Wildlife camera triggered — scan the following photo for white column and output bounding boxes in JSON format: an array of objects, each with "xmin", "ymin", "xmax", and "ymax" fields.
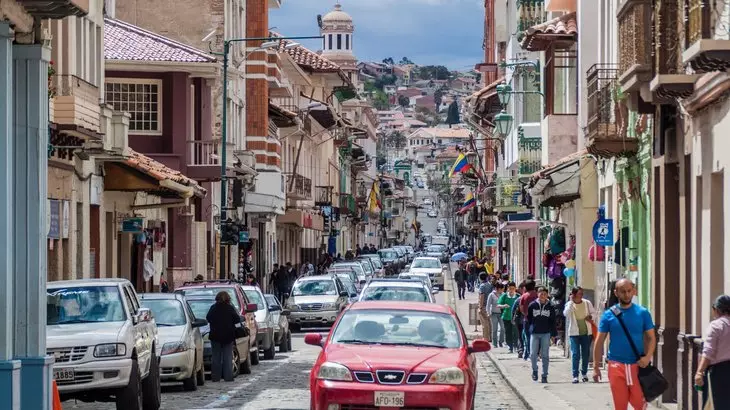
[
  {"xmin": 12, "ymin": 43, "xmax": 53, "ymax": 410},
  {"xmin": 0, "ymin": 21, "xmax": 20, "ymax": 410}
]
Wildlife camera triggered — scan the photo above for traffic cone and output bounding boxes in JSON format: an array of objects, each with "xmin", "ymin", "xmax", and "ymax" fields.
[{"xmin": 52, "ymin": 380, "xmax": 62, "ymax": 410}]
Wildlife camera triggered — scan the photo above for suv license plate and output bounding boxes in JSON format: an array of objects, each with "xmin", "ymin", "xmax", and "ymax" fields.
[
  {"xmin": 374, "ymin": 391, "xmax": 404, "ymax": 407},
  {"xmin": 54, "ymin": 368, "xmax": 74, "ymax": 381}
]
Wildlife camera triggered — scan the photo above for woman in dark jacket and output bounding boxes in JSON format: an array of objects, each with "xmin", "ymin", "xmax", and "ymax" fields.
[{"xmin": 206, "ymin": 291, "xmax": 241, "ymax": 382}]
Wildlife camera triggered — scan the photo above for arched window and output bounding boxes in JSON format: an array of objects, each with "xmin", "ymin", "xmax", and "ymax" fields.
[{"xmin": 328, "ymin": 34, "xmax": 333, "ymax": 50}]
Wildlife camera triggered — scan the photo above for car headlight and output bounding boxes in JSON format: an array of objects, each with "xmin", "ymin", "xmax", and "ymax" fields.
[
  {"xmin": 287, "ymin": 302, "xmax": 300, "ymax": 311},
  {"xmin": 316, "ymin": 362, "xmax": 353, "ymax": 381},
  {"xmin": 161, "ymin": 341, "xmax": 188, "ymax": 355},
  {"xmin": 93, "ymin": 343, "xmax": 126, "ymax": 358},
  {"xmin": 321, "ymin": 302, "xmax": 336, "ymax": 309},
  {"xmin": 428, "ymin": 367, "xmax": 465, "ymax": 385}
]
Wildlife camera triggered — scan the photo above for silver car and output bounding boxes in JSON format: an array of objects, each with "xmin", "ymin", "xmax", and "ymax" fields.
[
  {"xmin": 286, "ymin": 275, "xmax": 349, "ymax": 330},
  {"xmin": 358, "ymin": 278, "xmax": 436, "ymax": 303},
  {"xmin": 263, "ymin": 294, "xmax": 292, "ymax": 352},
  {"xmin": 408, "ymin": 256, "xmax": 446, "ymax": 290}
]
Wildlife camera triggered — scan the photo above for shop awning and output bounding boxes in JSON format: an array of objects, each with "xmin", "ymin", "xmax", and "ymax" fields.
[
  {"xmin": 467, "ymin": 76, "xmax": 505, "ymax": 119},
  {"xmin": 103, "ymin": 149, "xmax": 206, "ymax": 198},
  {"xmin": 499, "ymin": 220, "xmax": 540, "ymax": 232},
  {"xmin": 520, "ymin": 12, "xmax": 578, "ymax": 52},
  {"xmin": 529, "ymin": 149, "xmax": 586, "ymax": 208},
  {"xmin": 269, "ymin": 102, "xmax": 298, "ymax": 128},
  {"xmin": 278, "ymin": 209, "xmax": 324, "ymax": 231}
]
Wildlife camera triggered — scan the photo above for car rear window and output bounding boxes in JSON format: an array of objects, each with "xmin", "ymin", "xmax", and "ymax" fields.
[
  {"xmin": 360, "ymin": 286, "xmax": 429, "ymax": 302},
  {"xmin": 176, "ymin": 287, "xmax": 240, "ymax": 311}
]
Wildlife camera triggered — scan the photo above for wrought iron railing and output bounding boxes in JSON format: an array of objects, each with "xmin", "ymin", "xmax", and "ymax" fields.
[
  {"xmin": 687, "ymin": 0, "xmax": 713, "ymax": 46},
  {"xmin": 496, "ymin": 177, "xmax": 523, "ymax": 208},
  {"xmin": 655, "ymin": 0, "xmax": 683, "ymax": 75},
  {"xmin": 586, "ymin": 64, "xmax": 628, "ymax": 141},
  {"xmin": 314, "ymin": 186, "xmax": 333, "ymax": 206},
  {"xmin": 518, "ymin": 132, "xmax": 542, "ymax": 175},
  {"xmin": 617, "ymin": 0, "xmax": 652, "ymax": 81},
  {"xmin": 285, "ymin": 173, "xmax": 312, "ymax": 200}
]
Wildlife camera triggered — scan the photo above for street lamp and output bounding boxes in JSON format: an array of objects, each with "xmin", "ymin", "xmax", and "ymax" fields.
[
  {"xmin": 494, "ymin": 110, "xmax": 514, "ymax": 138},
  {"xmin": 496, "ymin": 82, "xmax": 512, "ymax": 107},
  {"xmin": 214, "ymin": 35, "xmax": 322, "ymax": 279}
]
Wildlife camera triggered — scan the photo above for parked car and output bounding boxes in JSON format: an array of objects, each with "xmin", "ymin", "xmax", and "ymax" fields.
[
  {"xmin": 408, "ymin": 256, "xmax": 446, "ymax": 290},
  {"xmin": 185, "ymin": 296, "xmax": 256, "ymax": 377},
  {"xmin": 424, "ymin": 244, "xmax": 449, "ymax": 263},
  {"xmin": 337, "ymin": 276, "xmax": 360, "ymax": 304},
  {"xmin": 46, "ymin": 279, "xmax": 161, "ymax": 410},
  {"xmin": 358, "ymin": 254, "xmax": 385, "ymax": 277},
  {"xmin": 377, "ymin": 248, "xmax": 402, "ymax": 275},
  {"xmin": 175, "ymin": 280, "xmax": 260, "ymax": 365},
  {"xmin": 331, "ymin": 261, "xmax": 368, "ymax": 285},
  {"xmin": 359, "ymin": 278, "xmax": 436, "ymax": 303},
  {"xmin": 427, "ymin": 210, "xmax": 438, "ymax": 218},
  {"xmin": 286, "ymin": 275, "xmax": 350, "ymax": 330},
  {"xmin": 241, "ymin": 285, "xmax": 279, "ymax": 360},
  {"xmin": 139, "ymin": 293, "xmax": 207, "ymax": 391},
  {"xmin": 326, "ymin": 266, "xmax": 360, "ymax": 291},
  {"xmin": 264, "ymin": 294, "xmax": 292, "ymax": 352},
  {"xmin": 305, "ymin": 302, "xmax": 491, "ymax": 410}
]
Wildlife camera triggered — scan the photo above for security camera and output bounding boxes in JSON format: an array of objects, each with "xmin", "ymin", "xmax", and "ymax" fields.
[{"xmin": 202, "ymin": 29, "xmax": 217, "ymax": 43}]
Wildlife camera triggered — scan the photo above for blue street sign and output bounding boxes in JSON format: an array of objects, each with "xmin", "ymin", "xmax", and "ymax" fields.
[
  {"xmin": 239, "ymin": 230, "xmax": 249, "ymax": 243},
  {"xmin": 485, "ymin": 237, "xmax": 498, "ymax": 247},
  {"xmin": 122, "ymin": 217, "xmax": 144, "ymax": 233},
  {"xmin": 592, "ymin": 218, "xmax": 614, "ymax": 247}
]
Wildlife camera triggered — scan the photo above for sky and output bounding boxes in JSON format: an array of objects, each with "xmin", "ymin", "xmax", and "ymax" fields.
[{"xmin": 269, "ymin": 0, "xmax": 484, "ymax": 71}]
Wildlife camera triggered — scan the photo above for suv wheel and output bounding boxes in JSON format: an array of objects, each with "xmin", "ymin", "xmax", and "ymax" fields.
[
  {"xmin": 286, "ymin": 332, "xmax": 293, "ymax": 351},
  {"xmin": 263, "ymin": 336, "xmax": 276, "ymax": 360},
  {"xmin": 279, "ymin": 332, "xmax": 289, "ymax": 353},
  {"xmin": 142, "ymin": 354, "xmax": 161, "ymax": 410},
  {"xmin": 196, "ymin": 362, "xmax": 205, "ymax": 386},
  {"xmin": 116, "ymin": 359, "xmax": 142, "ymax": 410},
  {"xmin": 250, "ymin": 346, "xmax": 260, "ymax": 365}
]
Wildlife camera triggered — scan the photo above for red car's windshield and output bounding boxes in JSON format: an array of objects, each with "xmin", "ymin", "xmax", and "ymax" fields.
[{"xmin": 330, "ymin": 309, "xmax": 462, "ymax": 349}]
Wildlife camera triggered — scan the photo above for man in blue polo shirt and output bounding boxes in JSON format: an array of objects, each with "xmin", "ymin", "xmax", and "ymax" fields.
[{"xmin": 593, "ymin": 278, "xmax": 656, "ymax": 410}]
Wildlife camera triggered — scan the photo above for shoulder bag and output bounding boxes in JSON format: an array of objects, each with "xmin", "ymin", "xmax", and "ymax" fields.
[{"xmin": 610, "ymin": 306, "xmax": 669, "ymax": 402}]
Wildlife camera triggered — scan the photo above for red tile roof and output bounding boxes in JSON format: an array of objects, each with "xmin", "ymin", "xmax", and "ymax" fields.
[
  {"xmin": 104, "ymin": 18, "xmax": 216, "ymax": 63},
  {"xmin": 275, "ymin": 39, "xmax": 341, "ymax": 72},
  {"xmin": 521, "ymin": 12, "xmax": 578, "ymax": 51},
  {"xmin": 125, "ymin": 149, "xmax": 206, "ymax": 197}
]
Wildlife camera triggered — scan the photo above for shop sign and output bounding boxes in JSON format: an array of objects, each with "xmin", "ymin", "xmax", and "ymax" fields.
[
  {"xmin": 122, "ymin": 217, "xmax": 144, "ymax": 233},
  {"xmin": 592, "ymin": 218, "xmax": 614, "ymax": 247},
  {"xmin": 62, "ymin": 201, "xmax": 70, "ymax": 238},
  {"xmin": 239, "ymin": 230, "xmax": 250, "ymax": 243},
  {"xmin": 303, "ymin": 213, "xmax": 313, "ymax": 229},
  {"xmin": 48, "ymin": 199, "xmax": 60, "ymax": 239},
  {"xmin": 484, "ymin": 237, "xmax": 498, "ymax": 247}
]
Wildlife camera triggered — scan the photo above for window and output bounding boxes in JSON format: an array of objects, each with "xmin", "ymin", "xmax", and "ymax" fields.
[
  {"xmin": 545, "ymin": 46, "xmax": 578, "ymax": 116},
  {"xmin": 337, "ymin": 34, "xmax": 342, "ymax": 50},
  {"xmin": 521, "ymin": 75, "xmax": 541, "ymax": 123},
  {"xmin": 105, "ymin": 79, "xmax": 162, "ymax": 134},
  {"xmin": 328, "ymin": 34, "xmax": 333, "ymax": 50},
  {"xmin": 345, "ymin": 34, "xmax": 350, "ymax": 50}
]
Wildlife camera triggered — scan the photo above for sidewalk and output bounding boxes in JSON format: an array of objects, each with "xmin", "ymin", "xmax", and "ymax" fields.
[{"xmin": 444, "ymin": 268, "xmax": 615, "ymax": 410}]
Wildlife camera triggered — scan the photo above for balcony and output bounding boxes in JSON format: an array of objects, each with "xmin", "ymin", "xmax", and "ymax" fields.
[
  {"xmin": 315, "ymin": 186, "xmax": 333, "ymax": 206},
  {"xmin": 517, "ymin": 0, "xmax": 546, "ymax": 32},
  {"xmin": 650, "ymin": 0, "xmax": 698, "ymax": 103},
  {"xmin": 355, "ymin": 181, "xmax": 369, "ymax": 204},
  {"xmin": 185, "ymin": 140, "xmax": 220, "ymax": 181},
  {"xmin": 339, "ymin": 193, "xmax": 356, "ymax": 216},
  {"xmin": 17, "ymin": 0, "xmax": 88, "ymax": 19},
  {"xmin": 586, "ymin": 64, "xmax": 636, "ymax": 157},
  {"xmin": 683, "ymin": 0, "xmax": 730, "ymax": 72},
  {"xmin": 285, "ymin": 172, "xmax": 312, "ymax": 201},
  {"xmin": 518, "ymin": 129, "xmax": 542, "ymax": 175},
  {"xmin": 52, "ymin": 74, "xmax": 101, "ymax": 139},
  {"xmin": 495, "ymin": 177, "xmax": 524, "ymax": 211},
  {"xmin": 617, "ymin": 0, "xmax": 653, "ymax": 98}
]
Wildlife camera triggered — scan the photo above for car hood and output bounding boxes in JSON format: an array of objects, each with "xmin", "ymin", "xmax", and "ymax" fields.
[
  {"xmin": 324, "ymin": 344, "xmax": 459, "ymax": 372},
  {"xmin": 156, "ymin": 325, "xmax": 186, "ymax": 343},
  {"xmin": 47, "ymin": 322, "xmax": 125, "ymax": 347},
  {"xmin": 290, "ymin": 295, "xmax": 339, "ymax": 305}
]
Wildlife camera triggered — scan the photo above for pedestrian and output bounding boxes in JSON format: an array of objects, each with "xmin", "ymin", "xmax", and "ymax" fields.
[
  {"xmin": 453, "ymin": 261, "xmax": 468, "ymax": 300},
  {"xmin": 486, "ymin": 281, "xmax": 505, "ymax": 347},
  {"xmin": 246, "ymin": 273, "xmax": 257, "ymax": 286},
  {"xmin": 564, "ymin": 286, "xmax": 596, "ymax": 383},
  {"xmin": 498, "ymin": 281, "xmax": 520, "ymax": 353},
  {"xmin": 194, "ymin": 274, "xmax": 205, "ymax": 281},
  {"xmin": 592, "ymin": 278, "xmax": 656, "ymax": 410},
  {"xmin": 526, "ymin": 286, "xmax": 557, "ymax": 383},
  {"xmin": 477, "ymin": 273, "xmax": 492, "ymax": 341},
  {"xmin": 356, "ymin": 244, "xmax": 362, "ymax": 256},
  {"xmin": 519, "ymin": 279, "xmax": 538, "ymax": 360},
  {"xmin": 206, "ymin": 291, "xmax": 241, "ymax": 382},
  {"xmin": 344, "ymin": 249, "xmax": 354, "ymax": 260},
  {"xmin": 693, "ymin": 294, "xmax": 730, "ymax": 409},
  {"xmin": 512, "ymin": 283, "xmax": 525, "ymax": 356}
]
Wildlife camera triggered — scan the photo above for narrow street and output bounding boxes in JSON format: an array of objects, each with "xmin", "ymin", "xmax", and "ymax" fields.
[{"xmin": 66, "ymin": 286, "xmax": 526, "ymax": 410}]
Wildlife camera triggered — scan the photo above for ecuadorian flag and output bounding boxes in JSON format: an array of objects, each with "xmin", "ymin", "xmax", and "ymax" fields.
[
  {"xmin": 448, "ymin": 153, "xmax": 472, "ymax": 178},
  {"xmin": 458, "ymin": 192, "xmax": 476, "ymax": 213}
]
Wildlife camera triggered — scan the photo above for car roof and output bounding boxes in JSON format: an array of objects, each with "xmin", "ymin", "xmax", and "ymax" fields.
[
  {"xmin": 139, "ymin": 293, "xmax": 186, "ymax": 301},
  {"xmin": 413, "ymin": 256, "xmax": 440, "ymax": 261},
  {"xmin": 297, "ymin": 275, "xmax": 335, "ymax": 281},
  {"xmin": 48, "ymin": 278, "xmax": 130, "ymax": 287},
  {"xmin": 240, "ymin": 285, "xmax": 263, "ymax": 292},
  {"xmin": 348, "ymin": 301, "xmax": 453, "ymax": 314},
  {"xmin": 177, "ymin": 280, "xmax": 239, "ymax": 289},
  {"xmin": 365, "ymin": 281, "xmax": 425, "ymax": 288}
]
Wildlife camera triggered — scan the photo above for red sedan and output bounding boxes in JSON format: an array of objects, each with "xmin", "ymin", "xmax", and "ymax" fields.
[{"xmin": 305, "ymin": 301, "xmax": 491, "ymax": 410}]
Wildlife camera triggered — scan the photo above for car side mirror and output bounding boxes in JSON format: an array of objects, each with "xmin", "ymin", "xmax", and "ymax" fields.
[
  {"xmin": 280, "ymin": 309, "xmax": 291, "ymax": 316},
  {"xmin": 269, "ymin": 304, "xmax": 281, "ymax": 312},
  {"xmin": 405, "ymin": 265, "xmax": 411, "ymax": 270},
  {"xmin": 304, "ymin": 333, "xmax": 324, "ymax": 347},
  {"xmin": 339, "ymin": 291, "xmax": 349, "ymax": 297},
  {"xmin": 432, "ymin": 289, "xmax": 439, "ymax": 294},
  {"xmin": 135, "ymin": 308, "xmax": 153, "ymax": 324},
  {"xmin": 468, "ymin": 339, "xmax": 491, "ymax": 354},
  {"xmin": 246, "ymin": 303, "xmax": 258, "ymax": 313},
  {"xmin": 192, "ymin": 318, "xmax": 208, "ymax": 328}
]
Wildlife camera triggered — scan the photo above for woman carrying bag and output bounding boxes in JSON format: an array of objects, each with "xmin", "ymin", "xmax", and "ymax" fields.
[
  {"xmin": 564, "ymin": 286, "xmax": 596, "ymax": 383},
  {"xmin": 694, "ymin": 295, "xmax": 730, "ymax": 410},
  {"xmin": 206, "ymin": 291, "xmax": 242, "ymax": 382}
]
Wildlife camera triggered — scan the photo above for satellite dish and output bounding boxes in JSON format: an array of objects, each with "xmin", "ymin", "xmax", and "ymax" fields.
[{"xmin": 317, "ymin": 14, "xmax": 323, "ymax": 28}]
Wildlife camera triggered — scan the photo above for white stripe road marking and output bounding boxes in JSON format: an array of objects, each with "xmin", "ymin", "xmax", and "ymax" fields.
[{"xmin": 202, "ymin": 349, "xmax": 304, "ymax": 409}]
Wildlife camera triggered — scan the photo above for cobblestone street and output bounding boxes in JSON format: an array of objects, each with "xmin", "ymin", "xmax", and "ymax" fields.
[{"xmin": 65, "ymin": 287, "xmax": 526, "ymax": 410}]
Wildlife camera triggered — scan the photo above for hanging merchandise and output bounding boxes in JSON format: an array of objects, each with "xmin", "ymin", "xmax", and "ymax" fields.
[
  {"xmin": 143, "ymin": 259, "xmax": 155, "ymax": 282},
  {"xmin": 547, "ymin": 258, "xmax": 564, "ymax": 279},
  {"xmin": 564, "ymin": 267, "xmax": 575, "ymax": 277},
  {"xmin": 565, "ymin": 259, "xmax": 576, "ymax": 269},
  {"xmin": 549, "ymin": 228, "xmax": 566, "ymax": 255},
  {"xmin": 589, "ymin": 242, "xmax": 605, "ymax": 261},
  {"xmin": 542, "ymin": 252, "xmax": 552, "ymax": 267}
]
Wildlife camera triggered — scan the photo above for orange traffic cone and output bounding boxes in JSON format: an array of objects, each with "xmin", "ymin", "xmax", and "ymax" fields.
[{"xmin": 52, "ymin": 380, "xmax": 62, "ymax": 410}]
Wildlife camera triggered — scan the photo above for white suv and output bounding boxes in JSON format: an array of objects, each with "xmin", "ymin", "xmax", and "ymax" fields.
[{"xmin": 47, "ymin": 279, "xmax": 161, "ymax": 410}]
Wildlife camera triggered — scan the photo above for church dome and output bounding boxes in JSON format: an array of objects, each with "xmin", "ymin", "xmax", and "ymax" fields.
[{"xmin": 322, "ymin": 3, "xmax": 353, "ymax": 24}]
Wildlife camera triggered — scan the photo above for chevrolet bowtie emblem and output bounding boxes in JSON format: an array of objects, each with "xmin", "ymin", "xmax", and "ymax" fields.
[{"xmin": 383, "ymin": 374, "xmax": 397, "ymax": 381}]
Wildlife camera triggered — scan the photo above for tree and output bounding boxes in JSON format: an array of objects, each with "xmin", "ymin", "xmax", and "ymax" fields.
[
  {"xmin": 374, "ymin": 74, "xmax": 397, "ymax": 90},
  {"xmin": 399, "ymin": 57, "xmax": 414, "ymax": 65},
  {"xmin": 434, "ymin": 88, "xmax": 444, "ymax": 107},
  {"xmin": 385, "ymin": 131, "xmax": 407, "ymax": 150},
  {"xmin": 446, "ymin": 101, "xmax": 460, "ymax": 127},
  {"xmin": 382, "ymin": 57, "xmax": 395, "ymax": 65},
  {"xmin": 372, "ymin": 90, "xmax": 390, "ymax": 110},
  {"xmin": 397, "ymin": 94, "xmax": 410, "ymax": 108}
]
